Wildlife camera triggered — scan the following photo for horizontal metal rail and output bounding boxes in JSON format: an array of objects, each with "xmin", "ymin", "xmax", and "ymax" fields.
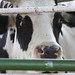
[
  {"xmin": 0, "ymin": 59, "xmax": 75, "ymax": 71},
  {"xmin": 0, "ymin": 6, "xmax": 75, "ymax": 14}
]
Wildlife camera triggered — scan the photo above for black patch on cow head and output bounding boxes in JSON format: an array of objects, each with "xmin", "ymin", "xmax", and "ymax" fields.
[
  {"xmin": 53, "ymin": 12, "xmax": 62, "ymax": 43},
  {"xmin": 0, "ymin": 15, "xmax": 9, "ymax": 34},
  {"xmin": 16, "ymin": 14, "xmax": 33, "ymax": 51},
  {"xmin": 10, "ymin": 28, "xmax": 15, "ymax": 43}
]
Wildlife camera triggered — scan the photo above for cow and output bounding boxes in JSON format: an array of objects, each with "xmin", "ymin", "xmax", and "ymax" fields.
[
  {"xmin": 0, "ymin": 0, "xmax": 15, "ymax": 73},
  {"xmin": 0, "ymin": 0, "xmax": 64, "ymax": 73},
  {"xmin": 53, "ymin": 0, "xmax": 75, "ymax": 59}
]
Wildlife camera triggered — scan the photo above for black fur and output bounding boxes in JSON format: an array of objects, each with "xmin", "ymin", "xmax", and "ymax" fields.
[
  {"xmin": 54, "ymin": 0, "xmax": 58, "ymax": 5},
  {"xmin": 53, "ymin": 12, "xmax": 62, "ymax": 43},
  {"xmin": 16, "ymin": 14, "xmax": 33, "ymax": 51},
  {"xmin": 0, "ymin": 48, "xmax": 8, "ymax": 58},
  {"xmin": 10, "ymin": 28, "xmax": 15, "ymax": 43},
  {"xmin": 0, "ymin": 15, "xmax": 9, "ymax": 34}
]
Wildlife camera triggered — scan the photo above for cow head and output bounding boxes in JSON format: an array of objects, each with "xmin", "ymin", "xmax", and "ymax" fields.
[{"xmin": 10, "ymin": 0, "xmax": 63, "ymax": 60}]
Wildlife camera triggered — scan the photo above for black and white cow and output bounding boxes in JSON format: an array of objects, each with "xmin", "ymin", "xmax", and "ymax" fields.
[
  {"xmin": 53, "ymin": 0, "xmax": 75, "ymax": 59},
  {"xmin": 0, "ymin": 0, "xmax": 15, "ymax": 73},
  {"xmin": 0, "ymin": 0, "xmax": 64, "ymax": 73}
]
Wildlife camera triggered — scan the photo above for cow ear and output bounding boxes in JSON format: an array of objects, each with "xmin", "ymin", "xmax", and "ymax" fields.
[{"xmin": 16, "ymin": 15, "xmax": 33, "ymax": 51}]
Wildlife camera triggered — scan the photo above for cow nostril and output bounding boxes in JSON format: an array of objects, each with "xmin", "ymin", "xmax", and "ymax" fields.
[
  {"xmin": 54, "ymin": 48, "xmax": 61, "ymax": 56},
  {"xmin": 36, "ymin": 46, "xmax": 43, "ymax": 53}
]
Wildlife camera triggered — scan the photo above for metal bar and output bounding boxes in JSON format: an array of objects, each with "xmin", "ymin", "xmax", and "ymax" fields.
[
  {"xmin": 0, "ymin": 59, "xmax": 75, "ymax": 71},
  {"xmin": 0, "ymin": 5, "xmax": 75, "ymax": 14}
]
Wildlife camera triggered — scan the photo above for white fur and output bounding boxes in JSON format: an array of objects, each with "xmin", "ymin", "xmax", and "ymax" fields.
[
  {"xmin": 59, "ymin": 24, "xmax": 75, "ymax": 59},
  {"xmin": 58, "ymin": 0, "xmax": 75, "ymax": 59}
]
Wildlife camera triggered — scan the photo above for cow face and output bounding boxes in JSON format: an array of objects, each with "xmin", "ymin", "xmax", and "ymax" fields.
[{"xmin": 11, "ymin": 0, "xmax": 63, "ymax": 60}]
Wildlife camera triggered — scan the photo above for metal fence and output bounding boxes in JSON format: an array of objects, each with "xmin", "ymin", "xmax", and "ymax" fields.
[
  {"xmin": 0, "ymin": 59, "xmax": 75, "ymax": 71},
  {"xmin": 0, "ymin": 5, "xmax": 75, "ymax": 14}
]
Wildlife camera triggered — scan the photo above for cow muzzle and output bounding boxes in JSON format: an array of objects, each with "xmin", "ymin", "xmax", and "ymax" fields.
[{"xmin": 35, "ymin": 45, "xmax": 62, "ymax": 59}]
